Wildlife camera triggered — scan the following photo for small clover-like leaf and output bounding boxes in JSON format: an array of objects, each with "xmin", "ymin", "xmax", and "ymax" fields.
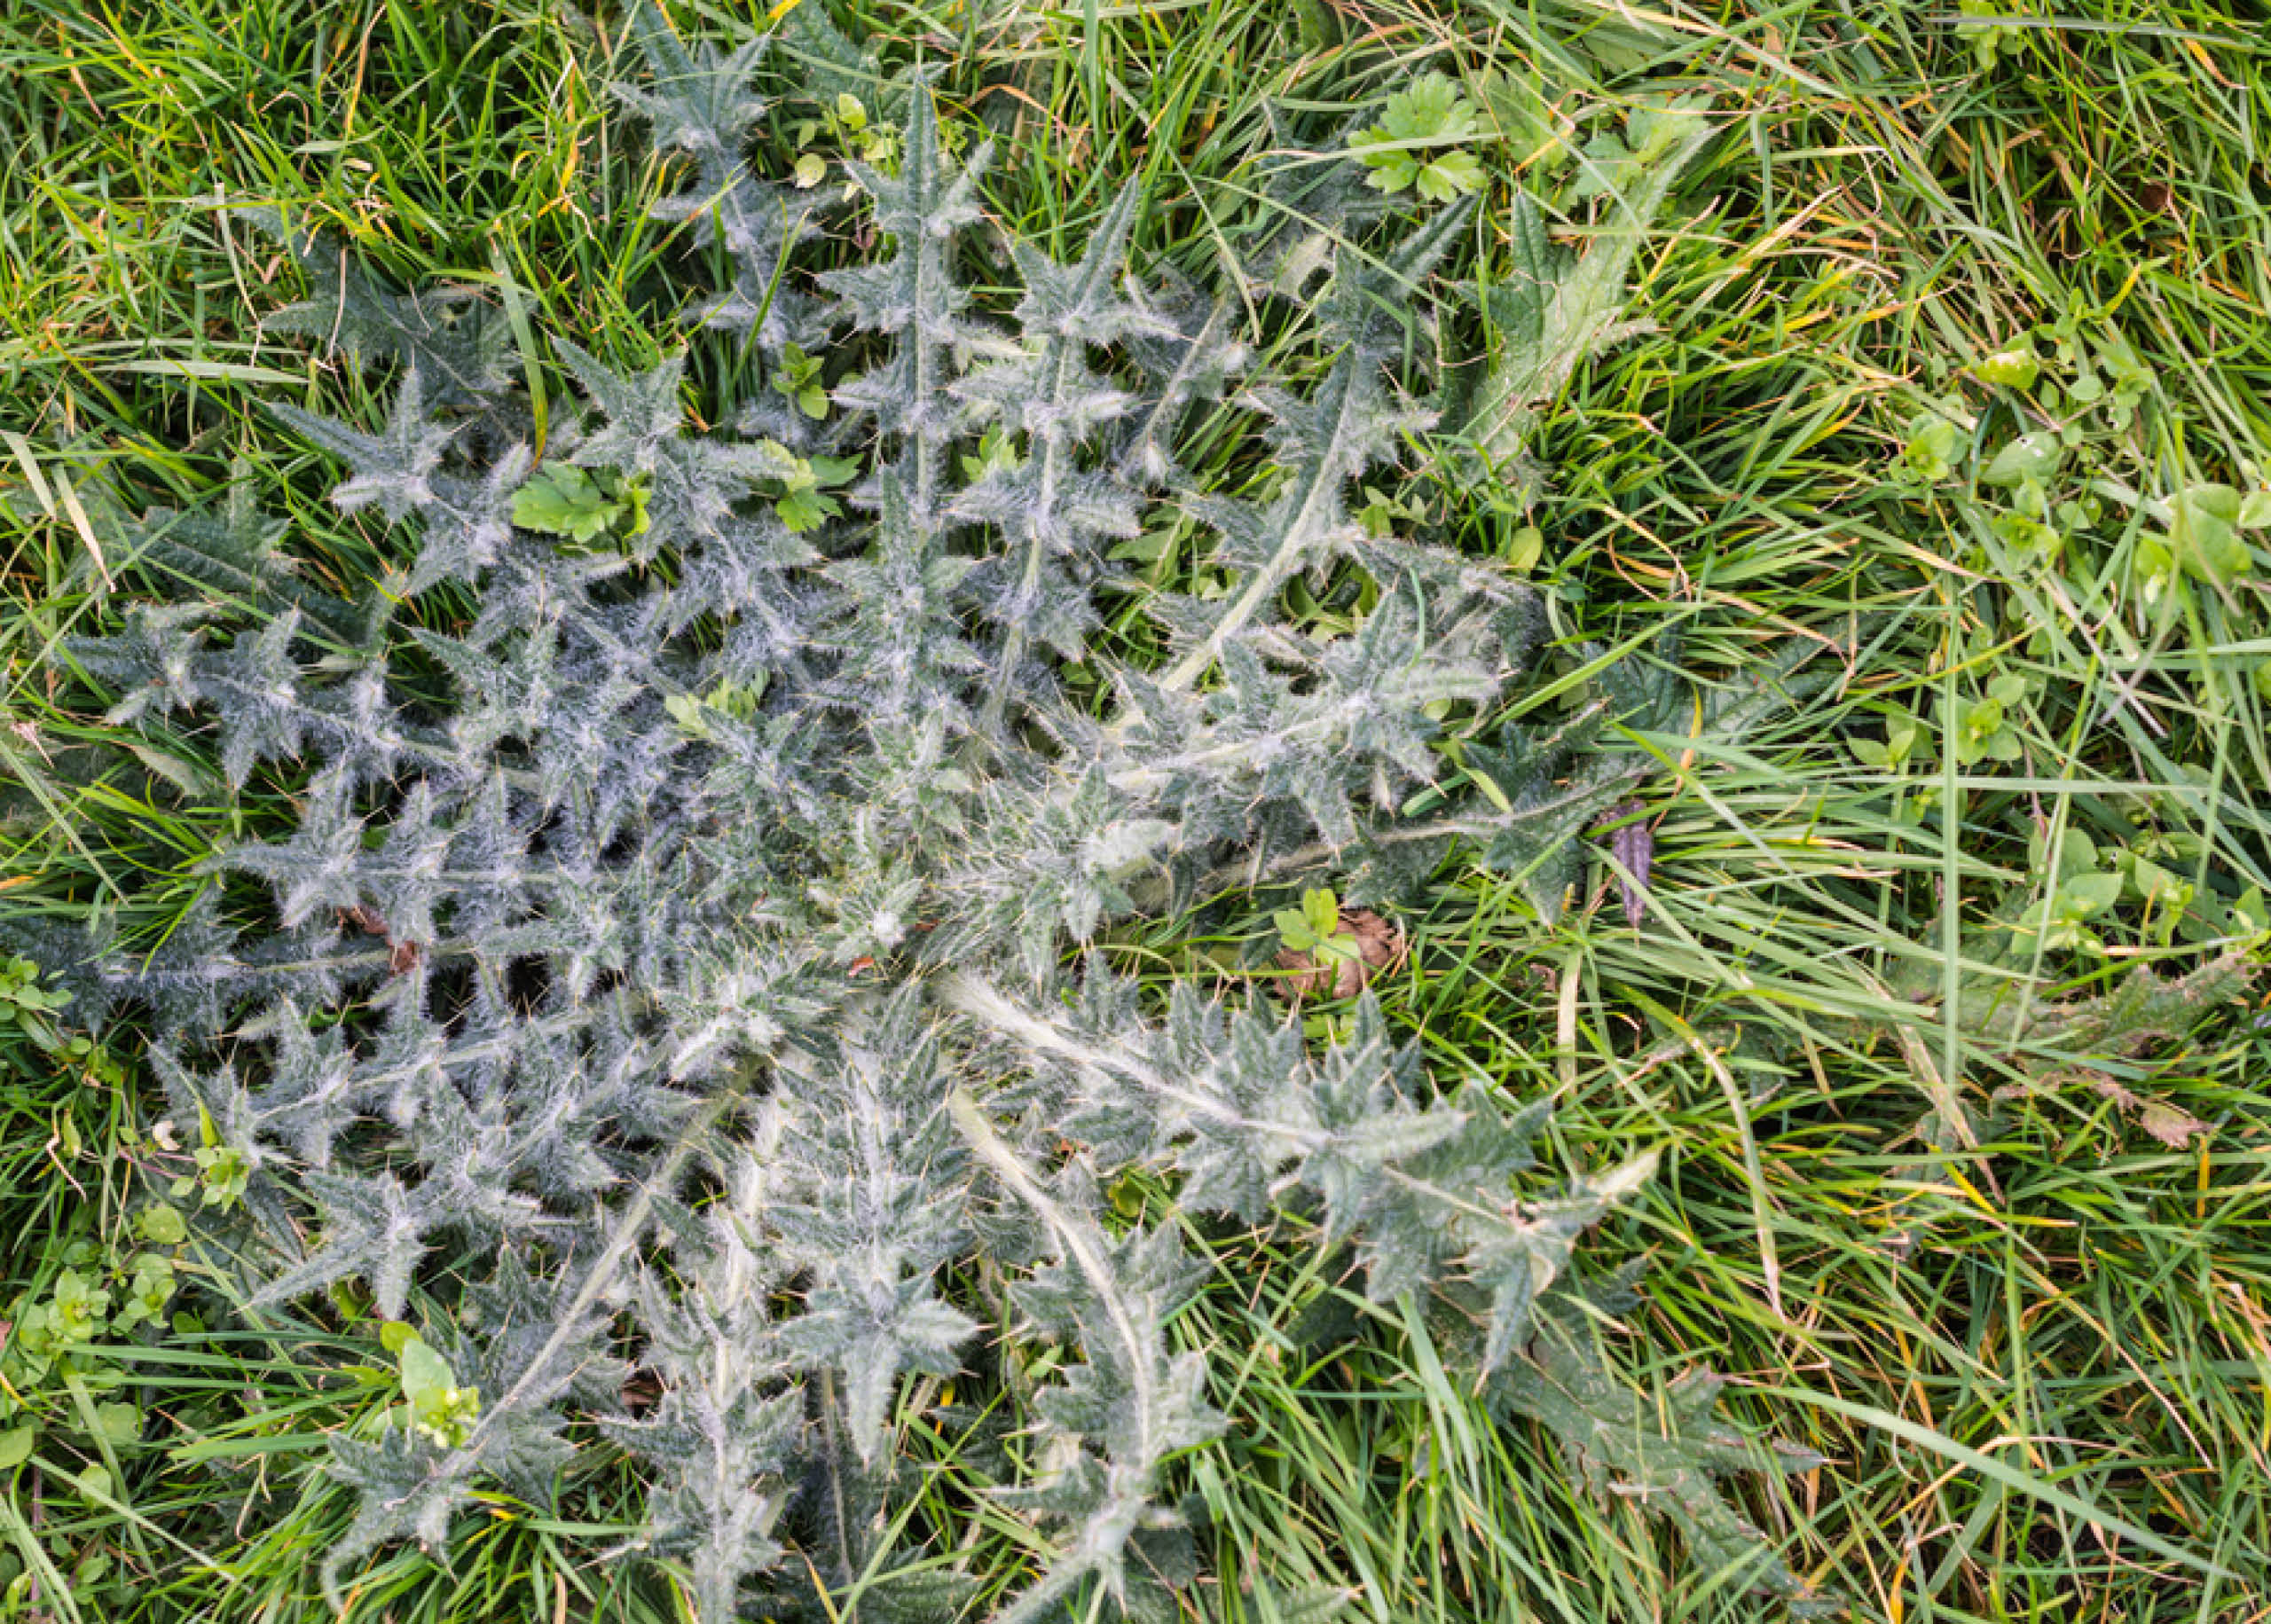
[
  {"xmin": 138, "ymin": 1203, "xmax": 188, "ymax": 1246},
  {"xmin": 1416, "ymin": 148, "xmax": 1485, "ymax": 202},
  {"xmin": 1379, "ymin": 75, "xmax": 1477, "ymax": 145}
]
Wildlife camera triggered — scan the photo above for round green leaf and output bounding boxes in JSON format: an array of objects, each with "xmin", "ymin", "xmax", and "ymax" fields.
[
  {"xmin": 1982, "ymin": 432, "xmax": 2062, "ymax": 488},
  {"xmin": 0, "ymin": 1427, "xmax": 35, "ymax": 1471}
]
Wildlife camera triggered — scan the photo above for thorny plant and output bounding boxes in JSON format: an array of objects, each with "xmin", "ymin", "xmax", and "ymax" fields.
[{"xmin": 22, "ymin": 7, "xmax": 1841, "ymax": 1619}]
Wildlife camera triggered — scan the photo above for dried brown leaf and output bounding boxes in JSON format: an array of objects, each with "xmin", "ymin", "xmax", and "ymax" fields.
[
  {"xmin": 2138, "ymin": 1099, "xmax": 2209, "ymax": 1149},
  {"xmin": 1273, "ymin": 907, "xmax": 1405, "ymax": 1001}
]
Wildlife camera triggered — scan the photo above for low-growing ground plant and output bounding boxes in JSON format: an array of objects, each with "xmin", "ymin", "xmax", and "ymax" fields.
[{"xmin": 3, "ymin": 6, "xmax": 1855, "ymax": 1620}]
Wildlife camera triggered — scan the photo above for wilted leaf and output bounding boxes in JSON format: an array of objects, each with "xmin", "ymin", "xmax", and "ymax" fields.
[
  {"xmin": 2138, "ymin": 1099, "xmax": 2208, "ymax": 1148},
  {"xmin": 1594, "ymin": 800, "xmax": 1654, "ymax": 929}
]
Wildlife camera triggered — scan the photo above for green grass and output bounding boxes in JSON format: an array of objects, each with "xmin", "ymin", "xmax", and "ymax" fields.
[{"xmin": 5, "ymin": 0, "xmax": 2271, "ymax": 1619}]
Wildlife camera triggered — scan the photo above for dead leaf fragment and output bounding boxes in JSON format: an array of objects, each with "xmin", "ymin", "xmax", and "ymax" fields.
[
  {"xmin": 1593, "ymin": 799, "xmax": 1653, "ymax": 929},
  {"xmin": 339, "ymin": 905, "xmax": 423, "ymax": 976},
  {"xmin": 2086, "ymin": 1077, "xmax": 2140, "ymax": 1113},
  {"xmin": 2138, "ymin": 1099, "xmax": 2208, "ymax": 1149},
  {"xmin": 1273, "ymin": 907, "xmax": 1405, "ymax": 1001},
  {"xmin": 2089, "ymin": 1077, "xmax": 2209, "ymax": 1148}
]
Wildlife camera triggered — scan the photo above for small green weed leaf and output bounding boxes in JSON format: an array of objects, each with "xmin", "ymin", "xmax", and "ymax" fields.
[
  {"xmin": 774, "ymin": 485, "xmax": 839, "ymax": 532},
  {"xmin": 1973, "ymin": 344, "xmax": 2039, "ymax": 388},
  {"xmin": 2060, "ymin": 871, "xmax": 2124, "ymax": 920},
  {"xmin": 513, "ymin": 462, "xmax": 622, "ymax": 543},
  {"xmin": 1902, "ymin": 412, "xmax": 1964, "ymax": 482},
  {"xmin": 1356, "ymin": 75, "xmax": 1484, "ymax": 202},
  {"xmin": 92, "ymin": 1403, "xmax": 140, "ymax": 1446},
  {"xmin": 114, "ymin": 1252, "xmax": 176, "ymax": 1327},
  {"xmin": 1947, "ymin": 687, "xmax": 2022, "ymax": 765},
  {"xmin": 1475, "ymin": 68, "xmax": 1570, "ymax": 167},
  {"xmin": 1356, "ymin": 483, "xmax": 1428, "ymax": 539},
  {"xmin": 2033, "ymin": 826, "xmax": 2098, "ymax": 881},
  {"xmin": 664, "ymin": 692, "xmax": 709, "ymax": 736},
  {"xmin": 2133, "ymin": 533, "xmax": 2179, "ymax": 608},
  {"xmin": 1982, "ymin": 432, "xmax": 2061, "ymax": 487},
  {"xmin": 961, "ymin": 423, "xmax": 1022, "ymax": 482},
  {"xmin": 50, "ymin": 1267, "xmax": 111, "ymax": 1338},
  {"xmin": 1272, "ymin": 889, "xmax": 1332, "ymax": 953},
  {"xmin": 753, "ymin": 440, "xmax": 856, "ymax": 532},
  {"xmin": 2231, "ymin": 886, "xmax": 2268, "ymax": 935},
  {"xmin": 1992, "ymin": 510, "xmax": 2062, "ymax": 565},
  {"xmin": 2166, "ymin": 483, "xmax": 2251, "ymax": 586},
  {"xmin": 666, "ymin": 676, "xmax": 767, "ymax": 740},
  {"xmin": 2122, "ymin": 853, "xmax": 2194, "ymax": 932},
  {"xmin": 1414, "ymin": 150, "xmax": 1484, "ymax": 202},
  {"xmin": 190, "ymin": 1141, "xmax": 249, "ymax": 1209},
  {"xmin": 772, "ymin": 343, "xmax": 829, "ymax": 419},
  {"xmin": 397, "ymin": 1332, "xmax": 480, "ymax": 1448},
  {"xmin": 1956, "ymin": 0, "xmax": 2028, "ymax": 69},
  {"xmin": 1504, "ymin": 523, "xmax": 1544, "ymax": 572},
  {"xmin": 0, "ymin": 957, "xmax": 71, "ymax": 1016},
  {"xmin": 1271, "ymin": 889, "xmax": 1367, "ymax": 972},
  {"xmin": 399, "ymin": 1335, "xmax": 452, "ymax": 1394},
  {"xmin": 0, "ymin": 1428, "xmax": 33, "ymax": 1471}
]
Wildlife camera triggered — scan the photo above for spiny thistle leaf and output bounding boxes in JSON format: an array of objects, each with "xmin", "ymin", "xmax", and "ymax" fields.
[
  {"xmin": 47, "ymin": 27, "xmax": 1835, "ymax": 1623},
  {"xmin": 1493, "ymin": 1303, "xmax": 1838, "ymax": 1617},
  {"xmin": 1464, "ymin": 106, "xmax": 1715, "ymax": 478},
  {"xmin": 111, "ymin": 465, "xmax": 381, "ymax": 651},
  {"xmin": 246, "ymin": 208, "xmax": 517, "ymax": 441},
  {"xmin": 620, "ymin": 0, "xmax": 819, "ymax": 345}
]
